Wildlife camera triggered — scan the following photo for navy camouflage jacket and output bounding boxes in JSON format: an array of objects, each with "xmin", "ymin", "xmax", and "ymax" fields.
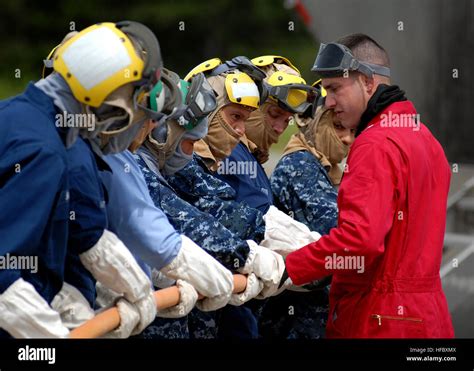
[
  {"xmin": 135, "ymin": 148, "xmax": 250, "ymax": 271},
  {"xmin": 166, "ymin": 154, "xmax": 266, "ymax": 243},
  {"xmin": 270, "ymin": 150, "xmax": 338, "ymax": 235}
]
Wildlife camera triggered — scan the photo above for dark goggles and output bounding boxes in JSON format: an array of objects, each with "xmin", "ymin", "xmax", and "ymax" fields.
[{"xmin": 312, "ymin": 42, "xmax": 391, "ymax": 78}]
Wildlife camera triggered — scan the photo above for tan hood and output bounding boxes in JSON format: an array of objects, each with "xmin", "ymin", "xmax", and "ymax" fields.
[{"xmin": 283, "ymin": 107, "xmax": 349, "ymax": 185}]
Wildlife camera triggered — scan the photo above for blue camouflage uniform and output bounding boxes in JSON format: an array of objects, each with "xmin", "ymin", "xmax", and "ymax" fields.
[
  {"xmin": 167, "ymin": 151, "xmax": 270, "ymax": 339},
  {"xmin": 271, "ymin": 150, "xmax": 338, "ymax": 235},
  {"xmin": 166, "ymin": 154, "xmax": 266, "ymax": 243},
  {"xmin": 136, "ymin": 147, "xmax": 255, "ymax": 338},
  {"xmin": 99, "ymin": 150, "xmax": 188, "ymax": 339},
  {"xmin": 259, "ymin": 149, "xmax": 337, "ymax": 339},
  {"xmin": 136, "ymin": 148, "xmax": 249, "ymax": 270}
]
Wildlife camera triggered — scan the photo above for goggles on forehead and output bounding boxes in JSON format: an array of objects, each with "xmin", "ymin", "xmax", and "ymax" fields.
[
  {"xmin": 133, "ymin": 68, "xmax": 185, "ymax": 126},
  {"xmin": 312, "ymin": 42, "xmax": 391, "ymax": 78}
]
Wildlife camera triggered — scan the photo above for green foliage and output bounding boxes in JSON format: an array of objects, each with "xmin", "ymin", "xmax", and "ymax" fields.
[{"xmin": 0, "ymin": 0, "xmax": 317, "ymax": 98}]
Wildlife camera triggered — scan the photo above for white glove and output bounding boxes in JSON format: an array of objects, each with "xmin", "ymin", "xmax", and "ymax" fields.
[
  {"xmin": 79, "ymin": 229, "xmax": 153, "ymax": 303},
  {"xmin": 229, "ymin": 273, "xmax": 263, "ymax": 306},
  {"xmin": 160, "ymin": 235, "xmax": 233, "ymax": 312},
  {"xmin": 95, "ymin": 281, "xmax": 120, "ymax": 309},
  {"xmin": 51, "ymin": 282, "xmax": 95, "ymax": 329},
  {"xmin": 96, "ymin": 283, "xmax": 156, "ymax": 338},
  {"xmin": 261, "ymin": 206, "xmax": 321, "ymax": 257},
  {"xmin": 151, "ymin": 268, "xmax": 176, "ymax": 289},
  {"xmin": 240, "ymin": 241, "xmax": 286, "ymax": 299},
  {"xmin": 0, "ymin": 278, "xmax": 69, "ymax": 338},
  {"xmin": 156, "ymin": 279, "xmax": 198, "ymax": 318},
  {"xmin": 80, "ymin": 229, "xmax": 156, "ymax": 333},
  {"xmin": 103, "ymin": 298, "xmax": 140, "ymax": 339}
]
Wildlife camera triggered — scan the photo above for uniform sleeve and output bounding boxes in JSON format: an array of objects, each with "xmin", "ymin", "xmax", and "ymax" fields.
[
  {"xmin": 286, "ymin": 141, "xmax": 397, "ymax": 285},
  {"xmin": 139, "ymin": 158, "xmax": 250, "ymax": 271},
  {"xmin": 167, "ymin": 157, "xmax": 266, "ymax": 243},
  {"xmin": 271, "ymin": 152, "xmax": 338, "ymax": 235},
  {"xmin": 100, "ymin": 152, "xmax": 181, "ymax": 270},
  {"xmin": 67, "ymin": 144, "xmax": 108, "ymax": 255},
  {"xmin": 0, "ymin": 145, "xmax": 67, "ymax": 293}
]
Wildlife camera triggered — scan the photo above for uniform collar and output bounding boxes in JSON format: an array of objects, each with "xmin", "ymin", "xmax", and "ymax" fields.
[{"xmin": 24, "ymin": 82, "xmax": 58, "ymax": 118}]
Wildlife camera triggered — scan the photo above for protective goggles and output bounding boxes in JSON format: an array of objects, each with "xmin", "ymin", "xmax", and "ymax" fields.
[
  {"xmin": 133, "ymin": 69, "xmax": 181, "ymax": 125},
  {"xmin": 174, "ymin": 72, "xmax": 217, "ymax": 129},
  {"xmin": 266, "ymin": 83, "xmax": 318, "ymax": 114},
  {"xmin": 312, "ymin": 42, "xmax": 391, "ymax": 78},
  {"xmin": 210, "ymin": 56, "xmax": 268, "ymax": 105},
  {"xmin": 263, "ymin": 71, "xmax": 318, "ymax": 115},
  {"xmin": 148, "ymin": 72, "xmax": 217, "ymax": 130}
]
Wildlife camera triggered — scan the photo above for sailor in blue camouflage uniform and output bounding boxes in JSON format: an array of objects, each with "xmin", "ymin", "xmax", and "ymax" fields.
[
  {"xmin": 164, "ymin": 61, "xmax": 288, "ymax": 338},
  {"xmin": 134, "ymin": 70, "xmax": 267, "ymax": 338},
  {"xmin": 263, "ymin": 103, "xmax": 355, "ymax": 338},
  {"xmin": 168, "ymin": 154, "xmax": 266, "ymax": 243},
  {"xmin": 135, "ymin": 70, "xmax": 263, "ymax": 338},
  {"xmin": 208, "ymin": 55, "xmax": 318, "ymax": 337}
]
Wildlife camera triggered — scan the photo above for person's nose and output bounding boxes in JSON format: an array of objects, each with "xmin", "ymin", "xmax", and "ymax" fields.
[
  {"xmin": 273, "ymin": 120, "xmax": 287, "ymax": 135},
  {"xmin": 235, "ymin": 121, "xmax": 246, "ymax": 136},
  {"xmin": 325, "ymin": 94, "xmax": 336, "ymax": 109}
]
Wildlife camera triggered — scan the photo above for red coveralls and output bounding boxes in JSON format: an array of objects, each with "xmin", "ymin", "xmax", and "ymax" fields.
[{"xmin": 286, "ymin": 101, "xmax": 454, "ymax": 338}]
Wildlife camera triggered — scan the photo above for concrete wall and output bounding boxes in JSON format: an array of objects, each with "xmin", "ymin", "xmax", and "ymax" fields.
[{"xmin": 300, "ymin": 0, "xmax": 474, "ymax": 163}]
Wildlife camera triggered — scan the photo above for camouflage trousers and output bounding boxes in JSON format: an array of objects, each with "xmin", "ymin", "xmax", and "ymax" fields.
[
  {"xmin": 138, "ymin": 308, "xmax": 220, "ymax": 339},
  {"xmin": 258, "ymin": 288, "xmax": 330, "ymax": 339}
]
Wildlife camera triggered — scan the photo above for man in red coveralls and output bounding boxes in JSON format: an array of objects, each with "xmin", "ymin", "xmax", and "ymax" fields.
[{"xmin": 284, "ymin": 33, "xmax": 454, "ymax": 338}]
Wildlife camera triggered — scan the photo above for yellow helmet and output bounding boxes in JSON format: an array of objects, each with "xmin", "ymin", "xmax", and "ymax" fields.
[
  {"xmin": 53, "ymin": 22, "xmax": 161, "ymax": 107},
  {"xmin": 251, "ymin": 55, "xmax": 301, "ymax": 75},
  {"xmin": 186, "ymin": 56, "xmax": 268, "ymax": 107},
  {"xmin": 265, "ymin": 71, "xmax": 317, "ymax": 114},
  {"xmin": 312, "ymin": 79, "xmax": 327, "ymax": 97},
  {"xmin": 224, "ymin": 71, "xmax": 260, "ymax": 109},
  {"xmin": 184, "ymin": 58, "xmax": 222, "ymax": 82}
]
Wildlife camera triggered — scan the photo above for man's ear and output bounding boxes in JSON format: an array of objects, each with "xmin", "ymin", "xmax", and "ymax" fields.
[{"xmin": 361, "ymin": 74, "xmax": 375, "ymax": 95}]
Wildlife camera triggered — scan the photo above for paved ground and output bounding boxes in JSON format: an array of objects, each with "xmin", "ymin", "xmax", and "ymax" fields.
[{"xmin": 442, "ymin": 163, "xmax": 474, "ymax": 338}]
